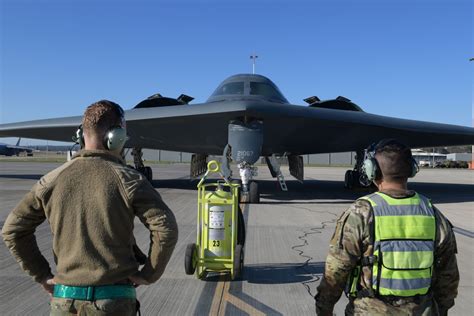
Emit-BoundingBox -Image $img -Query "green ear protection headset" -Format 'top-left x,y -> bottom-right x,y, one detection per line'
362,139 -> 419,182
73,104 -> 127,152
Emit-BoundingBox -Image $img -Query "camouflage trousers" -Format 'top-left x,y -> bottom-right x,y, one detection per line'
50,297 -> 137,316
345,297 -> 441,316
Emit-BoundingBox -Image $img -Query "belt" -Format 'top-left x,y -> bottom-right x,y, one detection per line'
356,290 -> 425,306
53,284 -> 136,301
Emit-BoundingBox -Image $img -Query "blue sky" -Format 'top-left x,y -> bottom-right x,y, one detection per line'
0,0 -> 472,145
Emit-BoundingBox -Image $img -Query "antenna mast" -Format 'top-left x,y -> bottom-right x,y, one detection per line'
250,53 -> 258,74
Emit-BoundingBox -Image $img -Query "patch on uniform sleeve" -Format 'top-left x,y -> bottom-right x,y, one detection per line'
329,210 -> 352,249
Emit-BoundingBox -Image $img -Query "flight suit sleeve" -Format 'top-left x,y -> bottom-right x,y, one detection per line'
131,180 -> 178,283
315,200 -> 369,316
1,183 -> 52,283
431,207 -> 459,315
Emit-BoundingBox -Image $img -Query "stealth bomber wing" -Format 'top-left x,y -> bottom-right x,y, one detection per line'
1,74 -> 472,153
1,74 -> 473,202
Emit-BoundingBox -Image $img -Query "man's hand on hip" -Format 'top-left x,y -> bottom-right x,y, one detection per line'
40,276 -> 56,296
128,274 -> 151,287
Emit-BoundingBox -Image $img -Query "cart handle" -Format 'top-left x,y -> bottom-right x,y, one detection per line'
207,160 -> 220,173
197,160 -> 230,188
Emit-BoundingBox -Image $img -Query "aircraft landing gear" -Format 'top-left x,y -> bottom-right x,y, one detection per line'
248,181 -> 260,204
344,169 -> 361,189
344,150 -> 373,189
238,163 -> 259,203
131,147 -> 153,182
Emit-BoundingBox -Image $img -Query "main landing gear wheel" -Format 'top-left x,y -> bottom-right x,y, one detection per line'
249,181 -> 260,204
345,170 -> 363,189
232,244 -> 244,280
184,243 -> 197,275
344,170 -> 354,189
144,166 -> 153,182
132,147 -> 153,182
231,179 -> 242,202
137,166 -> 153,182
237,206 -> 246,246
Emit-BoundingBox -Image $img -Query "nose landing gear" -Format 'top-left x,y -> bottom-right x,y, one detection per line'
131,147 -> 153,182
238,163 -> 260,204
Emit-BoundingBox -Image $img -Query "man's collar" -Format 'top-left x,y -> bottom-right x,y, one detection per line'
379,188 -> 416,199
73,149 -> 125,164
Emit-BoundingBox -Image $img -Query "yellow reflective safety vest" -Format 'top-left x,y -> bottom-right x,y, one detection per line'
354,192 -> 436,297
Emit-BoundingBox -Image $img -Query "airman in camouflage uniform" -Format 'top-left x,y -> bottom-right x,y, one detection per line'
315,140 -> 459,316
2,101 -> 178,315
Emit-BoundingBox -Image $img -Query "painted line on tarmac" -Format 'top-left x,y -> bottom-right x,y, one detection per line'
195,202 -> 249,316
197,201 -> 281,315
208,274 -> 268,316
223,282 -> 266,316
209,274 -> 227,315
221,203 -> 266,316
207,203 -> 250,316
221,203 -> 281,315
194,277 -> 218,315
453,226 -> 474,238
226,203 -> 283,316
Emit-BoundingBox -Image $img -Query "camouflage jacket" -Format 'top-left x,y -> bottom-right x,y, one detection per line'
315,189 -> 459,316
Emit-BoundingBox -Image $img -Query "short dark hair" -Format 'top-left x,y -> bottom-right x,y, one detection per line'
82,100 -> 124,137
374,139 -> 413,181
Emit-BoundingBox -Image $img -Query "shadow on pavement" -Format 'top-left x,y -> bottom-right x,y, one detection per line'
151,179 -> 474,204
0,174 -> 43,180
1,174 -> 472,204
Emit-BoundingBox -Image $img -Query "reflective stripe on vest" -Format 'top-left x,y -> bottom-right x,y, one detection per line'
360,192 -> 436,297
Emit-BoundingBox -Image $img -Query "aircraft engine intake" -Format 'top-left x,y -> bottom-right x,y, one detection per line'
228,120 -> 263,204
228,120 -> 263,165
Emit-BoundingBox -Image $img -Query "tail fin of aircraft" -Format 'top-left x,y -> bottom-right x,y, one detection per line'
16,138 -> 21,146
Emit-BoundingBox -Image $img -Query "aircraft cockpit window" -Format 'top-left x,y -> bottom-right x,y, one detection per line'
212,82 -> 245,96
249,82 -> 287,102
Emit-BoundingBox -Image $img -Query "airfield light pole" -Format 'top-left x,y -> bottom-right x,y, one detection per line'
250,54 -> 258,74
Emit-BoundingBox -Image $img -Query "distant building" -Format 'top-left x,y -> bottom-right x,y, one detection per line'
117,148 -> 471,169
411,149 -> 447,167
447,153 -> 472,162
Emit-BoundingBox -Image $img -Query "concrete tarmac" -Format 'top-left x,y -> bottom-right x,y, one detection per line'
0,161 -> 472,315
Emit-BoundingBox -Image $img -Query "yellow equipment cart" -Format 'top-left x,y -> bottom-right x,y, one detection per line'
184,160 -> 244,280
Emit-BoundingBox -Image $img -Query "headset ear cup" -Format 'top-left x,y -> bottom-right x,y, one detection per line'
363,158 -> 378,181
105,127 -> 127,151
74,126 -> 85,148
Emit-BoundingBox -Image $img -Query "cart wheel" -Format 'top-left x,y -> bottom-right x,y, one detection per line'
232,244 -> 244,280
237,206 -> 246,246
185,243 -> 197,275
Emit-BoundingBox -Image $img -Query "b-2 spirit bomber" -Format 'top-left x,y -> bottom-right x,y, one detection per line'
1,74 -> 473,203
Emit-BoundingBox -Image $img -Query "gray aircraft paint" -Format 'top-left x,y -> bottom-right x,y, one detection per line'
228,120 -> 263,165
0,74 -> 473,156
